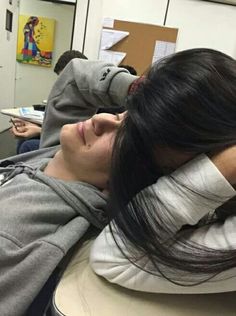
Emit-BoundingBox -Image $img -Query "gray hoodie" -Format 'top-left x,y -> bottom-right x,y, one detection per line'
0,59 -> 137,315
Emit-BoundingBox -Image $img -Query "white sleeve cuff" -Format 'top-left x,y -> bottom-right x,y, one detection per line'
151,154 -> 236,228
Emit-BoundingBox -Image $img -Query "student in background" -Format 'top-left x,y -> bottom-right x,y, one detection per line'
11,120 -> 42,153
119,64 -> 137,75
53,49 -> 88,75
11,50 -> 88,154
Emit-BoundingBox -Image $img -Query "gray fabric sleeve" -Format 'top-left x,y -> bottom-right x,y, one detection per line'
40,59 -> 137,148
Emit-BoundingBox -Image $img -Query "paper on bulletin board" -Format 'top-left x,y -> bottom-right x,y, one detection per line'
152,41 -> 176,64
102,17 -> 114,28
100,29 -> 129,50
99,50 -> 126,66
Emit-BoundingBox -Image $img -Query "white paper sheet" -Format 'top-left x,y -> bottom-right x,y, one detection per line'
152,41 -> 176,64
99,50 -> 126,66
100,29 -> 129,50
102,17 -> 114,28
1,107 -> 44,125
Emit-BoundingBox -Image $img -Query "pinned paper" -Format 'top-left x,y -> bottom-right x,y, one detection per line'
99,50 -> 126,66
102,17 -> 114,28
100,29 -> 129,50
152,41 -> 176,64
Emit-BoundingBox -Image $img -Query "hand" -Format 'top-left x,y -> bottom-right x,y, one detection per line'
10,118 -> 42,138
209,146 -> 236,186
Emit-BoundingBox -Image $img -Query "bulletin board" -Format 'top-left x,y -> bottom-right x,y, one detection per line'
103,20 -> 178,75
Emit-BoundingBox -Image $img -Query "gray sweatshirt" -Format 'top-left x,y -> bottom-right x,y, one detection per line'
0,59 -> 136,315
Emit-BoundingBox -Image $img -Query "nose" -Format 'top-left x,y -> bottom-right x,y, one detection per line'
91,113 -> 122,136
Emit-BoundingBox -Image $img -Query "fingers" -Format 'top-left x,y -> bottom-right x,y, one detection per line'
20,121 -> 39,128
10,118 -> 26,133
22,125 -> 41,137
10,120 -> 28,137
11,118 -> 37,128
11,125 -> 41,138
11,126 -> 27,137
14,125 -> 27,133
11,118 -> 26,127
11,128 -> 24,137
10,118 -> 41,138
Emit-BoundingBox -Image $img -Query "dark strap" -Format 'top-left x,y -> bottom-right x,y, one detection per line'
0,159 -> 15,168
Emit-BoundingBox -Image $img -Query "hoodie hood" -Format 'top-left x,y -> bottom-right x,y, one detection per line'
0,158 -> 108,230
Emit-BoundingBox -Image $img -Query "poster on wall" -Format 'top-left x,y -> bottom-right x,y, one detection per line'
16,15 -> 55,67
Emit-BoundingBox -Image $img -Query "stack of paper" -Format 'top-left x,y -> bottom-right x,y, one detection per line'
152,41 -> 176,64
99,24 -> 129,66
1,107 -> 44,125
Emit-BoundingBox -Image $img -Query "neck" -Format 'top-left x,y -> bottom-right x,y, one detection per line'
44,150 -> 77,181
44,150 -> 109,191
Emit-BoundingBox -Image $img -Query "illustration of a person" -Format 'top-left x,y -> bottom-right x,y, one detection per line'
22,16 -> 40,61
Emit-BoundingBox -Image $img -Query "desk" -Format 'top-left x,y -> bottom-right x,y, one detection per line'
52,239 -> 236,316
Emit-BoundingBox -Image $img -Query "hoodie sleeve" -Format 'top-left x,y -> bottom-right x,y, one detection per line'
40,59 -> 137,149
90,155 -> 236,293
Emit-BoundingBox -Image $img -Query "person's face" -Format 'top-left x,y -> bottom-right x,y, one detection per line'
60,112 -> 125,189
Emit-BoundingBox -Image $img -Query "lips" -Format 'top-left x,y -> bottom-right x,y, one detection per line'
77,122 -> 86,144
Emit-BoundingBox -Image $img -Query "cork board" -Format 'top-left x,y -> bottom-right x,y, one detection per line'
106,20 -> 178,75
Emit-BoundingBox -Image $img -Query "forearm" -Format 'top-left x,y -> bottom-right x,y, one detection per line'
90,154 -> 236,292
154,154 -> 235,231
40,59 -> 136,148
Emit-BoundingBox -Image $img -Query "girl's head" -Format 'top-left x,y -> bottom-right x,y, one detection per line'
109,48 -> 236,282
112,48 -> 236,198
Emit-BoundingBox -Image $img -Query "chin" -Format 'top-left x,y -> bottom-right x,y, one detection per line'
60,124 -> 76,147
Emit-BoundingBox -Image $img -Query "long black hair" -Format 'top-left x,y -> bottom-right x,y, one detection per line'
108,48 -> 236,285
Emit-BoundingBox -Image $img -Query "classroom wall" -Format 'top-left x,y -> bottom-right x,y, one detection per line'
0,0 -> 19,131
72,0 -> 168,59
14,0 -> 74,108
72,0 -> 236,60
167,0 -> 236,57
